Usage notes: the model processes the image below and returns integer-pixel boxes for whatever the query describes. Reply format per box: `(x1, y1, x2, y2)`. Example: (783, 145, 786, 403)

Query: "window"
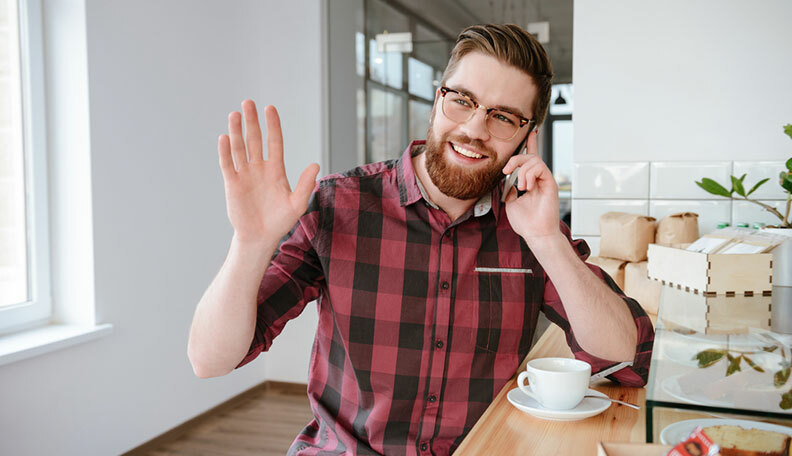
(363, 0, 451, 163)
(0, 0, 51, 333)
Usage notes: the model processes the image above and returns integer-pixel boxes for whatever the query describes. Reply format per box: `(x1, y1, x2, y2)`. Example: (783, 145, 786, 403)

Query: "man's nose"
(458, 107, 491, 141)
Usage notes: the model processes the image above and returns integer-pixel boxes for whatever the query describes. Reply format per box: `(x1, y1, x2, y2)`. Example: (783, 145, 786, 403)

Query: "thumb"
(291, 163, 320, 210)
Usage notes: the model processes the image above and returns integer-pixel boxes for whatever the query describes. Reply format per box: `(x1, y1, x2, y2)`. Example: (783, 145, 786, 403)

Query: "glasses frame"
(439, 86, 535, 140)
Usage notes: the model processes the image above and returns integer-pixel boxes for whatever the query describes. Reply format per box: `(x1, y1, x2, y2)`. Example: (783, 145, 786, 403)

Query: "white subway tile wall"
(571, 199, 649, 236)
(649, 200, 732, 235)
(732, 200, 788, 227)
(649, 161, 732, 199)
(572, 162, 649, 199)
(570, 161, 788, 242)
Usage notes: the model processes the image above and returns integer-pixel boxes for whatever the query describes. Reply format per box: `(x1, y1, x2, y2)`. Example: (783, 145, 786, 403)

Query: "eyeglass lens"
(442, 92, 522, 139)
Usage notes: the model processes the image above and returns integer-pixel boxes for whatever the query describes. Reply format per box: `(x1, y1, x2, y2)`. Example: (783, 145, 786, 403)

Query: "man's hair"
(441, 24, 554, 127)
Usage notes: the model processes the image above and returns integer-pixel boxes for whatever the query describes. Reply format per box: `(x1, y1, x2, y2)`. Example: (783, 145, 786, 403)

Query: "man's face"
(425, 52, 538, 200)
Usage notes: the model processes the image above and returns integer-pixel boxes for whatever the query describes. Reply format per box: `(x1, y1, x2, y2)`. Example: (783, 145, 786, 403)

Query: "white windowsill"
(0, 323, 113, 367)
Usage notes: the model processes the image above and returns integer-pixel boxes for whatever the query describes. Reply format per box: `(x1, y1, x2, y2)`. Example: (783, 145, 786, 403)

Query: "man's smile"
(447, 141, 489, 162)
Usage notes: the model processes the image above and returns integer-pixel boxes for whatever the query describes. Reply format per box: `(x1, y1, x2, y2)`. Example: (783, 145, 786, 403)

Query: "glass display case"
(645, 286, 792, 443)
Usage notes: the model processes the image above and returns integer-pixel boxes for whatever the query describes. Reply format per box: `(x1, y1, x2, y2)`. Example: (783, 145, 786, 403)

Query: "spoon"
(583, 395, 641, 410)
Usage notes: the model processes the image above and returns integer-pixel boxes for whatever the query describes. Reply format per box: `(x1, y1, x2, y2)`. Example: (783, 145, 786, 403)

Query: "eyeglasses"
(439, 86, 534, 140)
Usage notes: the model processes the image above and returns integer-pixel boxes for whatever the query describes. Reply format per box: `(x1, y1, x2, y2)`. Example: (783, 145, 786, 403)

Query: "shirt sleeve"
(539, 222, 654, 387)
(235, 188, 325, 369)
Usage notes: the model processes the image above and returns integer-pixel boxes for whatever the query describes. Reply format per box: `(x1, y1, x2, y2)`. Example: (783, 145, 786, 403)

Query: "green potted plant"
(696, 124, 792, 333)
(695, 124, 792, 228)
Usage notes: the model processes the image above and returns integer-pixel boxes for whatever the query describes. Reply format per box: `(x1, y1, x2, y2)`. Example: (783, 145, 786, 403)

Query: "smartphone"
(500, 126, 536, 203)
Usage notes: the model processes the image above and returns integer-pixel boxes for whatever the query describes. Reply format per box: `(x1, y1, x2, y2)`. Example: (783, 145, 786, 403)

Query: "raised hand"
(501, 129, 560, 241)
(218, 100, 319, 244)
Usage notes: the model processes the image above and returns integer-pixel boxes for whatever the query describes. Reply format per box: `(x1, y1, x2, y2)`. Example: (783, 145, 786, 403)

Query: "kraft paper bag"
(624, 261, 661, 315)
(655, 212, 699, 246)
(599, 212, 657, 262)
(586, 256, 627, 290)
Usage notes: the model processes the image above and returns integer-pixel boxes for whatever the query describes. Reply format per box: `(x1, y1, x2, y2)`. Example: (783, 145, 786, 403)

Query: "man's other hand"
(218, 100, 320, 243)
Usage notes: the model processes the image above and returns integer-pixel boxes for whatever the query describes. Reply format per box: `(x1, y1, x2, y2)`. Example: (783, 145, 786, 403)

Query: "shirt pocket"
(473, 267, 541, 354)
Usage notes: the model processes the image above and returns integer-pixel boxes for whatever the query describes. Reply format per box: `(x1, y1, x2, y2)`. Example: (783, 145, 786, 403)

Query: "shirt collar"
(397, 140, 501, 220)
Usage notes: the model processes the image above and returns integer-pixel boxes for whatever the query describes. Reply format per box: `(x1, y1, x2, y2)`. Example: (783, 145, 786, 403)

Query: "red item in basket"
(667, 427, 721, 456)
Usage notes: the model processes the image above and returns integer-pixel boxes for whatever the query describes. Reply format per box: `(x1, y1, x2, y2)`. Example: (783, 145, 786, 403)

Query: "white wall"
(0, 1, 322, 454)
(574, 0, 792, 163)
(572, 0, 792, 253)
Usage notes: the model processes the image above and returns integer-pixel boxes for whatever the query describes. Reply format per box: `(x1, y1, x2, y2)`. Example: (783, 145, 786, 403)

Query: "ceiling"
(391, 0, 573, 83)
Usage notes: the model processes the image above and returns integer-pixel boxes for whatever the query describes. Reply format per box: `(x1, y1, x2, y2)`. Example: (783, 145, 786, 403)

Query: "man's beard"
(424, 125, 509, 200)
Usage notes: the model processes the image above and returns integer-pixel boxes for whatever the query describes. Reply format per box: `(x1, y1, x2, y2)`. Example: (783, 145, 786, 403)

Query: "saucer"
(507, 387, 611, 421)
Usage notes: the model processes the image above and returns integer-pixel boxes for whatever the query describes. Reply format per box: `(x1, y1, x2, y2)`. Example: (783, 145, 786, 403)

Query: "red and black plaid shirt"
(237, 141, 654, 455)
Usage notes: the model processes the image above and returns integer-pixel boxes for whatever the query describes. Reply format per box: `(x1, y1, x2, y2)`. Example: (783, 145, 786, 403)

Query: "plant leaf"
(784, 124, 792, 141)
(781, 172, 792, 194)
(731, 175, 746, 197)
(743, 355, 765, 373)
(747, 178, 771, 196)
(696, 178, 732, 197)
(775, 368, 791, 387)
(726, 353, 742, 376)
(781, 388, 792, 410)
(693, 349, 726, 368)
(787, 157, 792, 171)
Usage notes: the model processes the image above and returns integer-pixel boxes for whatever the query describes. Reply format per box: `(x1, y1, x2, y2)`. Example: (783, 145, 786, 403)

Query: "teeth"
(451, 144, 483, 159)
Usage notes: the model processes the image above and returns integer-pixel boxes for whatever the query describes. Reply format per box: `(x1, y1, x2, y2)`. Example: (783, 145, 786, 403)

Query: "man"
(188, 24, 654, 455)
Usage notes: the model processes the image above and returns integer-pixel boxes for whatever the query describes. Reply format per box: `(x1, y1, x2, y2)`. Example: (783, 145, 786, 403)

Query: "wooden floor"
(127, 382, 314, 456)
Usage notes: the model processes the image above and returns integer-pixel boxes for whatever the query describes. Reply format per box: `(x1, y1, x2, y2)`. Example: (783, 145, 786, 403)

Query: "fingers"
(242, 100, 263, 163)
(264, 105, 285, 173)
(517, 161, 554, 192)
(228, 111, 247, 169)
(218, 134, 235, 178)
(503, 153, 542, 175)
(525, 128, 539, 155)
(290, 163, 320, 211)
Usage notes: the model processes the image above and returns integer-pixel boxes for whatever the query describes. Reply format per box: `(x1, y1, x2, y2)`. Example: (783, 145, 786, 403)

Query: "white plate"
(507, 387, 610, 421)
(660, 418, 792, 445)
(661, 374, 731, 408)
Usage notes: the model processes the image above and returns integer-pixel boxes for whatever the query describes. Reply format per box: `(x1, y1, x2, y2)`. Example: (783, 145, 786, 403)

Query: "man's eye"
(494, 113, 515, 125)
(453, 98, 472, 108)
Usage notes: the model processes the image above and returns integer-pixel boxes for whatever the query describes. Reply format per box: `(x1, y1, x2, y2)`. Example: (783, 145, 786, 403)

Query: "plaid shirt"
(237, 141, 654, 455)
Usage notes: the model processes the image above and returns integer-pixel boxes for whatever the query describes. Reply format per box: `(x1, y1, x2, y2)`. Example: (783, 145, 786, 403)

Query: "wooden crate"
(597, 442, 671, 456)
(658, 285, 772, 334)
(647, 244, 773, 296)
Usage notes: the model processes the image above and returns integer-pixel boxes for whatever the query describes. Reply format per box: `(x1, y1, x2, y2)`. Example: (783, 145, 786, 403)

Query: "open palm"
(218, 101, 319, 243)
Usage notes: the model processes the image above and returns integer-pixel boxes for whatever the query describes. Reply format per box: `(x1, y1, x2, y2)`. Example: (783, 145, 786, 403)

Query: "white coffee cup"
(517, 357, 591, 410)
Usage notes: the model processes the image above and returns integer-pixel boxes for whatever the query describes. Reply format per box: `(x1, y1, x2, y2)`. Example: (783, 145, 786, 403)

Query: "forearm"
(527, 232, 638, 362)
(188, 235, 277, 378)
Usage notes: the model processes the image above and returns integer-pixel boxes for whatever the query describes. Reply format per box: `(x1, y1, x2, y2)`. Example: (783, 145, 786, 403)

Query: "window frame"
(0, 0, 52, 334)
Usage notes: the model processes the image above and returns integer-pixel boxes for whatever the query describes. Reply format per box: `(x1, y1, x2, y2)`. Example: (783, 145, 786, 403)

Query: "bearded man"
(188, 24, 654, 456)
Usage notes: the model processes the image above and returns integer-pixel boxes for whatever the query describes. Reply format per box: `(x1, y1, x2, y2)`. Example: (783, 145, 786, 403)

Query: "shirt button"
(441, 281, 449, 290)
(428, 394, 437, 403)
(420, 442, 428, 451)
(435, 339, 444, 349)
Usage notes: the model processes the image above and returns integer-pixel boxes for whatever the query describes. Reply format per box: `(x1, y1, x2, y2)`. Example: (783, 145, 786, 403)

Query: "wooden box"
(647, 244, 773, 296)
(597, 442, 671, 456)
(658, 286, 772, 334)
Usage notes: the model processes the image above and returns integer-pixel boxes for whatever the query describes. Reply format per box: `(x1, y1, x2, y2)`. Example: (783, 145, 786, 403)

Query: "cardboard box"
(597, 442, 672, 456)
(624, 261, 662, 315)
(587, 256, 628, 290)
(647, 244, 772, 296)
(658, 286, 771, 334)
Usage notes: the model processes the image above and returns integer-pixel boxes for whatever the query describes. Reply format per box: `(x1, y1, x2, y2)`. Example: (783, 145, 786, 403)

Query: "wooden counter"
(455, 325, 646, 455)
